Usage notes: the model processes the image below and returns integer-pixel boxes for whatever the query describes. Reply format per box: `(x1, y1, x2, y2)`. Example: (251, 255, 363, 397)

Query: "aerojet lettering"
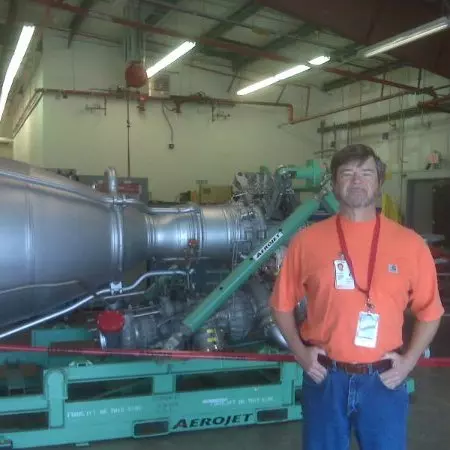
(253, 232, 283, 261)
(173, 413, 253, 430)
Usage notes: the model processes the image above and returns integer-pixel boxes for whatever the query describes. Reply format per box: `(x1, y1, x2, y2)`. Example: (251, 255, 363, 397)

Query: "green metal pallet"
(0, 358, 303, 448)
(0, 329, 304, 449)
(0, 328, 416, 449)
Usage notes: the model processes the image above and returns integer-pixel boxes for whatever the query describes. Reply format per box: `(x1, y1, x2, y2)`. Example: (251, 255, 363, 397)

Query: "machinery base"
(0, 328, 416, 449)
(0, 329, 304, 449)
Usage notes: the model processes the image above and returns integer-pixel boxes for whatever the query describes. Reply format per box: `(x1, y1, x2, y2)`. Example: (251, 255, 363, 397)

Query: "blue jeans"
(301, 363, 409, 450)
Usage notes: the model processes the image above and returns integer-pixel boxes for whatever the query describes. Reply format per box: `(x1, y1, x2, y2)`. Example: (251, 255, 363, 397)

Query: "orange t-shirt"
(270, 213, 444, 363)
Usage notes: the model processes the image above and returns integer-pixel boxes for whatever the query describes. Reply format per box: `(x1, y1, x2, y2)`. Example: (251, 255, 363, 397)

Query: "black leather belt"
(318, 354, 393, 375)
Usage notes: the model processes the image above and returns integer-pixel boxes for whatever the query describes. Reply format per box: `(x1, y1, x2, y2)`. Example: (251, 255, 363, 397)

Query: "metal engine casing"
(147, 204, 266, 261)
(0, 158, 267, 331)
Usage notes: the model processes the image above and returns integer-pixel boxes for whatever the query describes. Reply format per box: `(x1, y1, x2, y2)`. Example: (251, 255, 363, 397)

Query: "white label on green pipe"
(253, 231, 283, 261)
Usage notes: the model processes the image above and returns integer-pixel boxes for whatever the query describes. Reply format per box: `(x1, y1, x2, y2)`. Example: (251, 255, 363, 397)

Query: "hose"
(0, 270, 190, 340)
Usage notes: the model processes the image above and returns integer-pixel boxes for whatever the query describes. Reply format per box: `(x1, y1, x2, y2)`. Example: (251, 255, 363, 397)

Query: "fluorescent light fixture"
(361, 16, 450, 58)
(146, 41, 196, 78)
(237, 64, 310, 95)
(0, 25, 35, 122)
(308, 55, 330, 65)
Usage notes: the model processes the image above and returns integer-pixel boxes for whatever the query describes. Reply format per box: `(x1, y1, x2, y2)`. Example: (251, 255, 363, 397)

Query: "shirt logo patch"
(388, 264, 398, 274)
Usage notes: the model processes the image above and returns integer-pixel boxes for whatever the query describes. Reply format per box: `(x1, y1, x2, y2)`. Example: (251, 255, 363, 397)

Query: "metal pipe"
(288, 83, 450, 126)
(104, 167, 118, 195)
(316, 86, 450, 133)
(275, 162, 324, 181)
(324, 67, 421, 93)
(146, 205, 199, 214)
(34, 87, 295, 123)
(0, 270, 188, 340)
(287, 91, 419, 126)
(317, 106, 437, 133)
(419, 93, 450, 108)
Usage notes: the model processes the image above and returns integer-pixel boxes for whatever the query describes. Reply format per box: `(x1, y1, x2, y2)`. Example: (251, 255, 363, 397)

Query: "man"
(270, 144, 443, 450)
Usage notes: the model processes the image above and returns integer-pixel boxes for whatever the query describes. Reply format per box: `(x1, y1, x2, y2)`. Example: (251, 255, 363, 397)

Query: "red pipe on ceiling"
(29, 0, 289, 63)
(28, 0, 419, 92)
(324, 68, 420, 93)
(419, 93, 450, 108)
(287, 91, 417, 125)
(287, 85, 450, 126)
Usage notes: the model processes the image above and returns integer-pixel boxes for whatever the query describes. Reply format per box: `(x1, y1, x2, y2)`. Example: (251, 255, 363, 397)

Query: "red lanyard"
(336, 213, 380, 310)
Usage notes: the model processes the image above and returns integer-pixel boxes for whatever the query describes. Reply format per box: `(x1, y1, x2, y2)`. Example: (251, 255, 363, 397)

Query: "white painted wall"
(25, 31, 319, 201)
(9, 55, 44, 165)
(11, 29, 450, 212)
(287, 67, 450, 216)
(0, 142, 13, 159)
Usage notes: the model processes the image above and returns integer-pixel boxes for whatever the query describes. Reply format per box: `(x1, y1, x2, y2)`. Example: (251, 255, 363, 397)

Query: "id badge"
(334, 259, 355, 290)
(355, 312, 379, 348)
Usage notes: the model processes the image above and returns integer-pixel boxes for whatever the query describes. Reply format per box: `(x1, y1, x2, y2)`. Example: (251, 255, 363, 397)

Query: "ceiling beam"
(233, 22, 317, 71)
(67, 0, 96, 47)
(197, 1, 262, 61)
(322, 60, 407, 91)
(203, 1, 262, 39)
(144, 0, 181, 26)
(255, 0, 450, 80)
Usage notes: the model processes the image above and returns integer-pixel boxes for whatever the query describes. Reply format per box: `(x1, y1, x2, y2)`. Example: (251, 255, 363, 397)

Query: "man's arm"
(381, 318, 441, 389)
(271, 309, 308, 358)
(269, 235, 327, 383)
(380, 237, 444, 389)
(404, 317, 441, 365)
(272, 308, 327, 383)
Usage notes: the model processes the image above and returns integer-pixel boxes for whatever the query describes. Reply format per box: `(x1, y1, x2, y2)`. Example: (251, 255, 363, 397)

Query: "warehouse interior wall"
(289, 67, 450, 217)
(0, 143, 13, 159)
(9, 30, 450, 210)
(10, 51, 44, 166)
(16, 31, 320, 202)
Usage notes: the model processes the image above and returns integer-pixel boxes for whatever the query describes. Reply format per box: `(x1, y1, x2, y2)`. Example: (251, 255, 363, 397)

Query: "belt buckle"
(340, 362, 370, 374)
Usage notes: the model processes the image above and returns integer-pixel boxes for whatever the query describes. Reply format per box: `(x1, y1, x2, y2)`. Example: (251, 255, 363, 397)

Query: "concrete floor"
(44, 366, 450, 450)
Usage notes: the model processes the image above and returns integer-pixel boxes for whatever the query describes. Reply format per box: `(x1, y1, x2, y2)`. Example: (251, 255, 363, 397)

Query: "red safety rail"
(0, 344, 449, 367)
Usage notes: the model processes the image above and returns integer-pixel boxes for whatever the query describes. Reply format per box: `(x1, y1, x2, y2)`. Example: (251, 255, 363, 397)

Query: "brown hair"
(330, 144, 386, 184)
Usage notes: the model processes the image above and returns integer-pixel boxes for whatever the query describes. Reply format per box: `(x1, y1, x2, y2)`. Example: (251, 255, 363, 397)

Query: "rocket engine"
(0, 158, 295, 350)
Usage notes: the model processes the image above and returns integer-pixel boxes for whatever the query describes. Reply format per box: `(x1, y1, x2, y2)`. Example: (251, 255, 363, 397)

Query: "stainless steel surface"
(104, 167, 118, 194)
(247, 277, 288, 349)
(147, 204, 266, 260)
(0, 158, 266, 331)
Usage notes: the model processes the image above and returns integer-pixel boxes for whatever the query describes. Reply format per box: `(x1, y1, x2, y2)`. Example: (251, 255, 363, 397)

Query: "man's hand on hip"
(296, 346, 328, 384)
(379, 352, 415, 389)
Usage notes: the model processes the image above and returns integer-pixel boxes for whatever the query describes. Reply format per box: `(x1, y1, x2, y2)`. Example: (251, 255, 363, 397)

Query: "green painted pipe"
(275, 160, 324, 185)
(182, 195, 323, 333)
(322, 191, 340, 214)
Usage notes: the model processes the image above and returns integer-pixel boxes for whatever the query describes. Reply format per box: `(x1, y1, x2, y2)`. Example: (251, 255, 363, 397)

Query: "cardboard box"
(199, 185, 232, 204)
